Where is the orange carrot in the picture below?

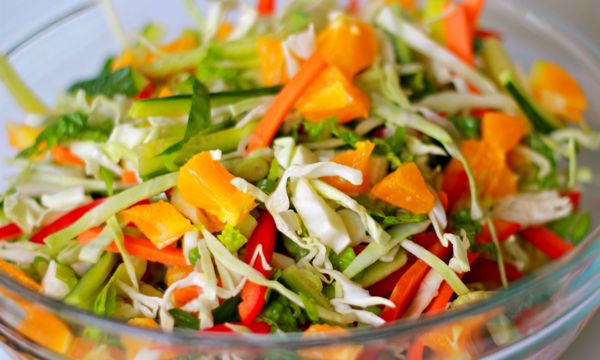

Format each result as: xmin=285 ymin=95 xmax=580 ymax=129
xmin=51 ymin=145 xmax=85 ymax=167
xmin=121 ymin=170 xmax=139 ymax=185
xmin=247 ymin=52 xmax=327 ymax=152
xmin=462 ymin=0 xmax=485 ymax=35
xmin=77 ymin=227 xmax=187 ymax=266
xmin=173 ymin=286 xmax=202 ymax=307
xmin=443 ymin=4 xmax=474 ymax=66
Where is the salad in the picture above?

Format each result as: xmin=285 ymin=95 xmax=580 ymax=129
xmin=0 ymin=0 xmax=598 ymax=358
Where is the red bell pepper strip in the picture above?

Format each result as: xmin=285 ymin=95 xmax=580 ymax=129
xmin=561 ymin=190 xmax=581 ymax=209
xmin=238 ymin=210 xmax=276 ymax=324
xmin=0 ymin=223 xmax=23 ymax=241
xmin=441 ymin=168 xmax=469 ymax=210
xmin=520 ymin=226 xmax=574 ymax=260
xmin=257 ymin=0 xmax=275 ymax=16
xmin=475 ymin=28 xmax=502 ymax=40
xmin=381 ymin=242 xmax=452 ymax=321
xmin=135 ymin=83 xmax=154 ymax=99
xmin=476 ymin=220 xmax=521 ymax=244
xmin=29 ymin=198 xmax=106 ymax=244
xmin=203 ymin=321 xmax=271 ymax=334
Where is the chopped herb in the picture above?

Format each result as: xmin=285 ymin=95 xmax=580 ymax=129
xmin=68 ymin=66 xmax=148 ymax=97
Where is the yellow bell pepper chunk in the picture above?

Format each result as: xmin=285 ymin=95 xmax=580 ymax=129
xmin=296 ymin=65 xmax=370 ymax=123
xmin=120 ymin=200 xmax=193 ymax=249
xmin=177 ymin=152 xmax=256 ymax=226
xmin=112 ymin=49 xmax=137 ymax=71
xmin=6 ymin=122 xmax=41 ymax=151
xmin=530 ymin=60 xmax=587 ymax=123
xmin=317 ymin=15 xmax=379 ymax=78
xmin=257 ymin=38 xmax=288 ymax=86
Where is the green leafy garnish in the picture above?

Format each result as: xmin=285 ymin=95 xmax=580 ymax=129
xmin=451 ymin=115 xmax=481 ymax=139
xmin=451 ymin=209 xmax=483 ymax=245
xmin=68 ymin=66 xmax=148 ymax=97
xmin=162 ymin=78 xmax=211 ymax=154
xmin=260 ymin=294 xmax=307 ymax=332
xmin=18 ymin=112 xmax=109 ymax=158
xmin=303 ymin=118 xmax=364 ymax=147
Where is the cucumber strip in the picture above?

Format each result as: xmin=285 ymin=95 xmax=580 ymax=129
xmin=63 ymin=253 xmax=119 ymax=310
xmin=501 ymin=72 xmax=563 ymax=133
xmin=128 ymin=86 xmax=282 ymax=118
xmin=355 ymin=250 xmax=408 ymax=287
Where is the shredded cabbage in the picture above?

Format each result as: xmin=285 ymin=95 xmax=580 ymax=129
xmin=418 ymin=92 xmax=516 ymax=114
xmin=41 ymin=260 xmax=71 ymax=300
xmin=492 ymin=191 xmax=573 ymax=227
xmin=404 ymin=269 xmax=443 ymax=319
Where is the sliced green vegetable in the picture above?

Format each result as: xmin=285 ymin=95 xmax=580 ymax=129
xmin=280 ymin=266 xmax=332 ymax=310
xmin=55 ymin=262 xmax=79 ymax=290
xmin=451 ymin=115 xmax=481 ymax=139
xmin=548 ymin=210 xmax=591 ymax=245
xmin=128 ymin=86 xmax=282 ymax=118
xmin=68 ymin=66 xmax=148 ymax=98
xmin=329 ymin=247 xmax=356 ymax=272
xmin=64 ymin=252 xmax=119 ymax=309
xmin=480 ymin=38 xmax=522 ymax=89
xmin=232 ymin=156 xmax=270 ymax=183
xmin=169 ymin=308 xmax=200 ymax=330
xmin=500 ymin=72 xmax=563 ymax=133
xmin=217 ymin=224 xmax=248 ymax=253
xmin=356 ymin=250 xmax=407 ymax=287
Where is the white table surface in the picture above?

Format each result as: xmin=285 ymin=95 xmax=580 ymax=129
xmin=1 ymin=0 xmax=599 ymax=359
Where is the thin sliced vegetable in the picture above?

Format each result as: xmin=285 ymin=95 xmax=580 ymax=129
xmin=520 ymin=226 xmax=574 ymax=260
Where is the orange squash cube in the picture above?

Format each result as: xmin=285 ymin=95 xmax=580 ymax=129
xmin=323 ymin=141 xmax=375 ymax=194
xmin=530 ymin=60 xmax=587 ymax=123
xmin=120 ymin=200 xmax=193 ymax=249
xmin=316 ymin=16 xmax=379 ymax=78
xmin=177 ymin=152 xmax=256 ymax=226
xmin=370 ymin=162 xmax=435 ymax=214
xmin=296 ymin=66 xmax=369 ymax=123
xmin=257 ymin=38 xmax=288 ymax=86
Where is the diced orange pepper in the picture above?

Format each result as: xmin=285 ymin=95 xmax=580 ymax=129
xmin=299 ymin=324 xmax=363 ymax=360
xmin=120 ymin=201 xmax=193 ymax=249
xmin=112 ymin=50 xmax=137 ymax=71
xmin=51 ymin=145 xmax=85 ymax=167
xmin=157 ymin=85 xmax=173 ymax=98
xmin=370 ymin=162 xmax=435 ymax=214
xmin=121 ymin=170 xmax=139 ymax=185
xmin=443 ymin=3 xmax=474 ymax=66
xmin=457 ymin=139 xmax=518 ymax=201
xmin=296 ymin=65 xmax=370 ymax=123
xmin=197 ymin=208 xmax=226 ymax=233
xmin=530 ymin=60 xmax=587 ymax=123
xmin=385 ymin=0 xmax=417 ymax=11
xmin=165 ymin=265 xmax=194 ymax=286
xmin=6 ymin=123 xmax=41 ymax=151
xmin=317 ymin=16 xmax=379 ymax=78
xmin=322 ymin=141 xmax=375 ymax=194
xmin=172 ymin=285 xmax=202 ymax=307
xmin=481 ymin=112 xmax=529 ymax=152
xmin=257 ymin=38 xmax=288 ymax=86
xmin=177 ymin=152 xmax=256 ymax=226
xmin=217 ymin=22 xmax=233 ymax=41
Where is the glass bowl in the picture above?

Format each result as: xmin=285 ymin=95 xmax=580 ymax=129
xmin=1 ymin=1 xmax=600 ymax=359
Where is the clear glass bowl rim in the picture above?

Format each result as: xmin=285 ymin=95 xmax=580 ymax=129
xmin=1 ymin=0 xmax=600 ymax=349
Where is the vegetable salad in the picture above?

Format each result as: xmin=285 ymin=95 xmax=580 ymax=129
xmin=0 ymin=0 xmax=598 ymax=357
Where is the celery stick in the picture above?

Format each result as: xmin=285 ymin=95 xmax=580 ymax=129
xmin=63 ymin=253 xmax=119 ymax=309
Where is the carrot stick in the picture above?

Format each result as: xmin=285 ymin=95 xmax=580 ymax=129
xmin=77 ymin=227 xmax=187 ymax=266
xmin=520 ymin=226 xmax=574 ymax=260
xmin=121 ymin=170 xmax=139 ymax=185
xmin=443 ymin=4 xmax=474 ymax=66
xmin=51 ymin=145 xmax=85 ymax=167
xmin=173 ymin=286 xmax=202 ymax=307
xmin=462 ymin=0 xmax=485 ymax=35
xmin=381 ymin=242 xmax=451 ymax=321
xmin=246 ymin=52 xmax=327 ymax=153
